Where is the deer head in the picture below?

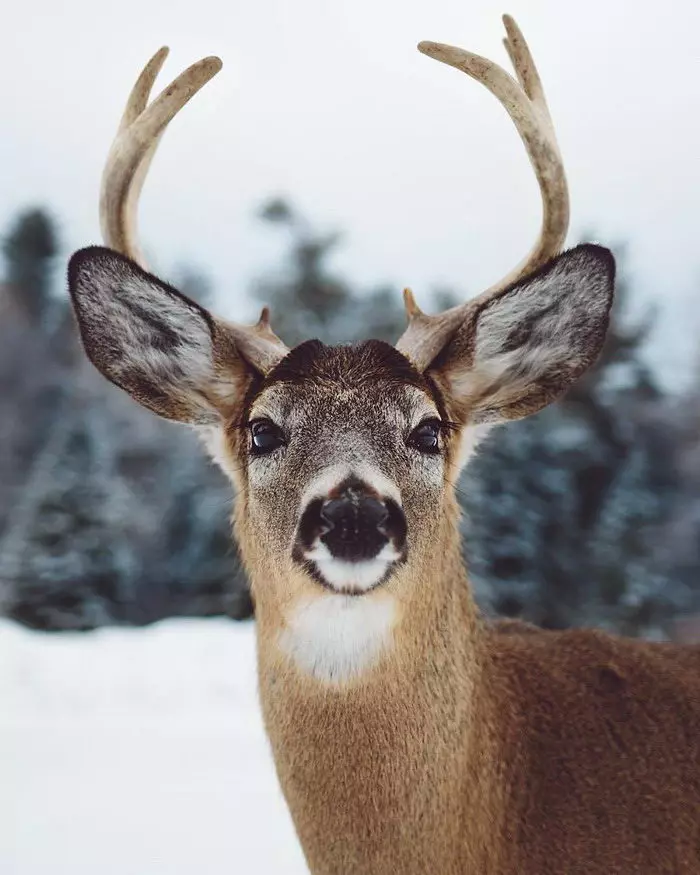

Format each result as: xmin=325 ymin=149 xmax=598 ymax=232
xmin=68 ymin=17 xmax=614 ymax=683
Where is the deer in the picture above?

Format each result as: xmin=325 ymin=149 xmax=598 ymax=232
xmin=66 ymin=13 xmax=700 ymax=875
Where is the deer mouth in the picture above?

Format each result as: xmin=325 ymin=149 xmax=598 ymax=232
xmin=297 ymin=542 xmax=406 ymax=596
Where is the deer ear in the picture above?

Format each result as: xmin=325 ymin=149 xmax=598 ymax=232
xmin=68 ymin=247 xmax=256 ymax=424
xmin=429 ymin=245 xmax=615 ymax=423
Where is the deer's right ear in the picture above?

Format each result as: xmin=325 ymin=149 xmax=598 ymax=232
xmin=68 ymin=247 xmax=288 ymax=424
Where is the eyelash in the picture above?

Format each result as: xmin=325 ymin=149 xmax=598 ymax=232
xmin=407 ymin=418 xmax=455 ymax=454
xmin=248 ymin=418 xmax=287 ymax=455
xmin=236 ymin=417 xmax=457 ymax=451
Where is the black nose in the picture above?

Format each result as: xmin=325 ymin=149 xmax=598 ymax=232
xmin=321 ymin=493 xmax=389 ymax=533
xmin=296 ymin=477 xmax=406 ymax=564
xmin=319 ymin=486 xmax=388 ymax=562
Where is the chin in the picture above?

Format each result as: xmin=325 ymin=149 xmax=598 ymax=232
xmin=302 ymin=542 xmax=405 ymax=597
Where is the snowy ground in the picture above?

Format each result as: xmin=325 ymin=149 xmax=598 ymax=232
xmin=1 ymin=618 xmax=308 ymax=874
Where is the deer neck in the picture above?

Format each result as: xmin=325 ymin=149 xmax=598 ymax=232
xmin=253 ymin=505 xmax=480 ymax=693
xmin=250 ymin=508 xmax=495 ymax=874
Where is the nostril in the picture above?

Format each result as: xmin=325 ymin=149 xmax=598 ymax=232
xmin=320 ymin=497 xmax=388 ymax=536
xmin=319 ymin=498 xmax=346 ymax=532
xmin=362 ymin=498 xmax=389 ymax=529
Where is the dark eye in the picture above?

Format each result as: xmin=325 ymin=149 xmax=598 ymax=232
xmin=250 ymin=419 xmax=286 ymax=455
xmin=408 ymin=419 xmax=442 ymax=455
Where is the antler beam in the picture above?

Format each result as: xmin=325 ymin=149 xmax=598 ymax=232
xmin=396 ymin=15 xmax=570 ymax=369
xmin=99 ymin=48 xmax=222 ymax=269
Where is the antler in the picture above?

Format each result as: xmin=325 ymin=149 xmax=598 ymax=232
xmin=99 ymin=48 xmax=222 ymax=269
xmin=396 ymin=15 xmax=570 ymax=369
xmin=98 ymin=49 xmax=289 ymax=372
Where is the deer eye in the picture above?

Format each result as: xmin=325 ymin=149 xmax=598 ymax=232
xmin=408 ymin=419 xmax=442 ymax=455
xmin=250 ymin=419 xmax=286 ymax=455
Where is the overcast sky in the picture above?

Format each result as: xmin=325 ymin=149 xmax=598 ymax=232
xmin=2 ymin=0 xmax=699 ymax=383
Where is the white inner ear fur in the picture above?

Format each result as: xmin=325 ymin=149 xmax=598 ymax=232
xmin=473 ymin=256 xmax=608 ymax=368
xmin=198 ymin=425 xmax=236 ymax=480
xmin=74 ymin=256 xmax=239 ymax=422
xmin=443 ymin=251 xmax=611 ymax=422
xmin=278 ymin=593 xmax=397 ymax=684
xmin=89 ymin=262 xmax=214 ymax=381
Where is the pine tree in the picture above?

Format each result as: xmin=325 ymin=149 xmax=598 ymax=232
xmin=255 ymin=198 xmax=405 ymax=346
xmin=463 ymin=246 xmax=685 ymax=634
xmin=1 ymin=402 xmax=137 ymax=630
xmin=2 ymin=208 xmax=58 ymax=326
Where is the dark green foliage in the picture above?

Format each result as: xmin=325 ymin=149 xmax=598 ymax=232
xmin=255 ymin=198 xmax=406 ymax=346
xmin=2 ymin=207 xmax=58 ymax=325
xmin=0 ymin=209 xmax=249 ymax=631
xmin=464 ymin=248 xmax=687 ymax=635
xmin=1 ymin=201 xmax=698 ymax=638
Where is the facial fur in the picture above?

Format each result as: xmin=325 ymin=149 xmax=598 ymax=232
xmin=230 ymin=344 xmax=452 ymax=557
xmin=220 ymin=340 xmax=464 ymax=682
xmin=67 ymin=245 xmax=614 ymax=685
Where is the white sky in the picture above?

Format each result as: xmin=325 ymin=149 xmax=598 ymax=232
xmin=2 ymin=0 xmax=699 ymax=382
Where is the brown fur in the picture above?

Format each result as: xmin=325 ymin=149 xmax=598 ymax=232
xmin=247 ymin=499 xmax=700 ymax=874
xmin=229 ymin=343 xmax=700 ymax=873
xmin=236 ymin=344 xmax=700 ymax=874
xmin=68 ymin=248 xmax=700 ymax=874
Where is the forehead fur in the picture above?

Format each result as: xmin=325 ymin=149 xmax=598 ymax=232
xmin=257 ymin=339 xmax=436 ymax=399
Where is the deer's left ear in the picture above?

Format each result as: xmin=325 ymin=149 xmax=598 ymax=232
xmin=429 ymin=244 xmax=615 ymax=423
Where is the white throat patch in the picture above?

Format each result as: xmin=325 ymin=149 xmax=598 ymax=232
xmin=278 ymin=593 xmax=396 ymax=684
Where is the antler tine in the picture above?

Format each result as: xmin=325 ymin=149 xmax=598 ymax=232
xmin=117 ymin=46 xmax=170 ymax=132
xmin=501 ymin=15 xmax=545 ymax=109
xmin=99 ymin=50 xmax=222 ymax=268
xmin=418 ymin=19 xmax=569 ymax=296
xmin=396 ymin=16 xmax=569 ymax=368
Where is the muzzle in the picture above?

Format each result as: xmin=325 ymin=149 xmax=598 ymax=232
xmin=294 ymin=475 xmax=407 ymax=595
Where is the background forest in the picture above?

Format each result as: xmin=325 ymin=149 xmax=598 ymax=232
xmin=1 ymin=201 xmax=699 ymax=640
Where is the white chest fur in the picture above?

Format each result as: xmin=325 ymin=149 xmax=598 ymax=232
xmin=278 ymin=593 xmax=397 ymax=684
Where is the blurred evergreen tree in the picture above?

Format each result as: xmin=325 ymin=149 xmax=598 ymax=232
xmin=0 ymin=206 xmax=250 ymax=630
xmin=0 ymin=198 xmax=694 ymax=638
xmin=464 ymin=246 xmax=685 ymax=634
xmin=2 ymin=406 xmax=136 ymax=630
xmin=255 ymin=197 xmax=406 ymax=346
xmin=2 ymin=207 xmax=59 ymax=326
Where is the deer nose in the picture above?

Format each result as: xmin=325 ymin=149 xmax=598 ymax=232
xmin=295 ymin=476 xmax=407 ymax=568
xmin=318 ymin=485 xmax=390 ymax=562
xmin=320 ymin=492 xmax=389 ymax=534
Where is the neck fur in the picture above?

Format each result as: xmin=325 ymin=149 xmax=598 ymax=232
xmin=250 ymin=495 xmax=479 ymax=688
xmin=247 ymin=505 xmax=491 ymax=874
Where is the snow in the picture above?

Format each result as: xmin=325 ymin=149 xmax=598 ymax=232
xmin=1 ymin=618 xmax=309 ymax=874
